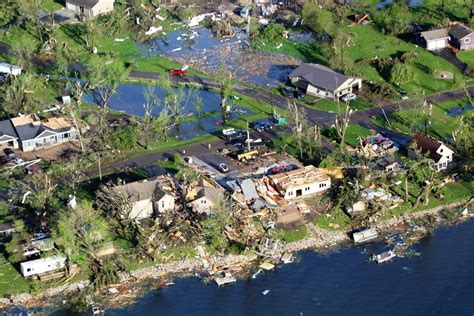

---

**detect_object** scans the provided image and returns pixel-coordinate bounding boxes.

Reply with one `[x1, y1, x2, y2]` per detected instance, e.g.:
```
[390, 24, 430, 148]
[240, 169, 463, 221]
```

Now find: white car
[219, 163, 229, 173]
[341, 94, 357, 102]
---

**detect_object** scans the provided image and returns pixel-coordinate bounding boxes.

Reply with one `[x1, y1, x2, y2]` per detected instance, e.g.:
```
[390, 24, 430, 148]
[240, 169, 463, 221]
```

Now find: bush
[389, 62, 415, 84]
[400, 51, 418, 63]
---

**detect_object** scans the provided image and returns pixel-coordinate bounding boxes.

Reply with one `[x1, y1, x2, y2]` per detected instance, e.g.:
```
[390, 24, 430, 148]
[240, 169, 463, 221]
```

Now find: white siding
[129, 199, 154, 219]
[283, 178, 331, 199]
[157, 195, 175, 213]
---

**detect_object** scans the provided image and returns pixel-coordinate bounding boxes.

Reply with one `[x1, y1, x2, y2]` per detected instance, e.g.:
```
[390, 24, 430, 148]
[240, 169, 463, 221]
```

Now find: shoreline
[0, 200, 469, 310]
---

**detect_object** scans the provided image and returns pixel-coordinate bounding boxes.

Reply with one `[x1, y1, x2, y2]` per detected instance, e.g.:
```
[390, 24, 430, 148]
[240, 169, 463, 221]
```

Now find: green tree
[1, 73, 45, 115]
[53, 201, 110, 265]
[104, 125, 138, 150]
[302, 3, 335, 36]
[373, 0, 413, 35]
[261, 23, 285, 41]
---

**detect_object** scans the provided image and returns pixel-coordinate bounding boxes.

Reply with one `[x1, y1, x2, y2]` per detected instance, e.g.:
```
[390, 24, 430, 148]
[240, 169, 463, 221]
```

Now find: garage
[420, 28, 450, 51]
[427, 39, 447, 51]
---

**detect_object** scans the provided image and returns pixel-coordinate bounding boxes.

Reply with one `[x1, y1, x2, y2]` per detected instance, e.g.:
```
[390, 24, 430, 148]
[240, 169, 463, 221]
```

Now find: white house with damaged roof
[408, 133, 454, 171]
[0, 115, 77, 152]
[65, 0, 114, 18]
[269, 165, 331, 200]
[186, 179, 225, 214]
[111, 177, 176, 220]
[289, 63, 362, 100]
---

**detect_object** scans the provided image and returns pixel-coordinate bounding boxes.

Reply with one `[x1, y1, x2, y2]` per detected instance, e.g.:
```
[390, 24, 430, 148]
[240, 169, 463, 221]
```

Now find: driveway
[434, 48, 468, 73]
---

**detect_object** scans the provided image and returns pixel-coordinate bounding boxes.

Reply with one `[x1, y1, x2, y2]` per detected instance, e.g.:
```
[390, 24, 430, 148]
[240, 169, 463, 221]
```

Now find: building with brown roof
[408, 134, 454, 171]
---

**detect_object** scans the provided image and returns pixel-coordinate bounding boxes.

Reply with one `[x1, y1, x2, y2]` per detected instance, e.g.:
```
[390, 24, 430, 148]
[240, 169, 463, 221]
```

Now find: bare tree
[334, 99, 353, 148]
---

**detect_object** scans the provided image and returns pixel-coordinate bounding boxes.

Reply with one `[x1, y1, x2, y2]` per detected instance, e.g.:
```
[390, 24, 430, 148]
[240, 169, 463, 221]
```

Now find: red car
[270, 165, 285, 174]
[169, 69, 187, 76]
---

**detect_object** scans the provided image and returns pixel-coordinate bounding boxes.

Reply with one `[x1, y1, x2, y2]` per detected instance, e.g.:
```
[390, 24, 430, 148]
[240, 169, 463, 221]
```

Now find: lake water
[376, 0, 423, 9]
[43, 218, 474, 315]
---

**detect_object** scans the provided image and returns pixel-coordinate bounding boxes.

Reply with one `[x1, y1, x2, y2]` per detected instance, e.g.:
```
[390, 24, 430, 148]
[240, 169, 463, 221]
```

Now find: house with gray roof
[419, 28, 450, 51]
[449, 23, 474, 51]
[65, 0, 114, 18]
[289, 63, 362, 100]
[0, 115, 77, 152]
[0, 120, 19, 150]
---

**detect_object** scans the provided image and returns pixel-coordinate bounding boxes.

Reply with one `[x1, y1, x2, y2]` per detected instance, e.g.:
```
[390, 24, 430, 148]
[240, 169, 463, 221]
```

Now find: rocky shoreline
[0, 200, 469, 311]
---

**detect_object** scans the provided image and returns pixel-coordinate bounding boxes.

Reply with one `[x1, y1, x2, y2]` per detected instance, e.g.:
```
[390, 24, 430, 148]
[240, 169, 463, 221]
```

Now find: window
[440, 148, 443, 153]
[304, 187, 310, 191]
[161, 201, 165, 208]
[27, 268, 32, 272]
[319, 183, 327, 188]
[465, 38, 471, 44]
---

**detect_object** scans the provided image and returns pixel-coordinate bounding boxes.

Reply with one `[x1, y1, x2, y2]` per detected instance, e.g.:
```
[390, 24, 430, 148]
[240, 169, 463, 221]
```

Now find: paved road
[96, 71, 472, 175]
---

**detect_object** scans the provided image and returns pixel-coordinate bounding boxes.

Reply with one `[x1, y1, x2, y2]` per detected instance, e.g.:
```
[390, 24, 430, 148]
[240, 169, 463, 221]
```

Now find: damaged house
[269, 165, 331, 200]
[111, 177, 176, 220]
[408, 134, 454, 171]
[186, 179, 225, 214]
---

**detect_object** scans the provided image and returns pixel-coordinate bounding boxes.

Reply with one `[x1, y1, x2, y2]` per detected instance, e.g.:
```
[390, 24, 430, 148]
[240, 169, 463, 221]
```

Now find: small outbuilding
[0, 222, 15, 241]
[419, 29, 450, 51]
[20, 255, 67, 278]
[408, 133, 454, 171]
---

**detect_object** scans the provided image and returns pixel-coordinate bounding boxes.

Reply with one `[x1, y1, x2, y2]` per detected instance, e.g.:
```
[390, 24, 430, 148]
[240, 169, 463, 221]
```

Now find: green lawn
[373, 98, 473, 140]
[275, 225, 308, 243]
[345, 25, 463, 95]
[308, 98, 374, 113]
[0, 254, 32, 296]
[344, 124, 373, 147]
[313, 208, 352, 231]
[458, 51, 474, 67]
[386, 182, 473, 219]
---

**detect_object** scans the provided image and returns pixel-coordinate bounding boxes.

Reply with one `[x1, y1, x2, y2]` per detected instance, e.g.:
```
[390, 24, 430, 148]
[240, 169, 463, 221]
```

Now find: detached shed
[20, 255, 66, 278]
[420, 29, 450, 51]
[65, 0, 114, 18]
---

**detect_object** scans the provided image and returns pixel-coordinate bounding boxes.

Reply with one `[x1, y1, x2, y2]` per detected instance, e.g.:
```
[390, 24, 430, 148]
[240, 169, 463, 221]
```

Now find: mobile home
[20, 255, 66, 278]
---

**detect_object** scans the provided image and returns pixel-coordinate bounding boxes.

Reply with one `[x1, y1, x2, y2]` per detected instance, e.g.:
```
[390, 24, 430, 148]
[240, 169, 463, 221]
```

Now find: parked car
[219, 163, 229, 173]
[341, 93, 357, 102]
[169, 69, 187, 76]
[3, 148, 14, 157]
[253, 121, 273, 132]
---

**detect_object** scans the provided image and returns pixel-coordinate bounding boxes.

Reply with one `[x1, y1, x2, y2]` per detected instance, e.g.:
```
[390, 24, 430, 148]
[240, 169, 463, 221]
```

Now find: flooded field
[139, 27, 300, 87]
[84, 83, 252, 140]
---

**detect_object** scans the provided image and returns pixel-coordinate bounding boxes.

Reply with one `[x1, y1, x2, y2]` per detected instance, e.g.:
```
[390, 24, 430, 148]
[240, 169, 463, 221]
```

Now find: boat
[262, 290, 270, 295]
[372, 250, 396, 264]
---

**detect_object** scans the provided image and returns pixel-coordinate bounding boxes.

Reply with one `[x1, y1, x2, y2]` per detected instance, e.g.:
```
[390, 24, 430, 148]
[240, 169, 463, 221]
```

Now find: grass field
[275, 225, 308, 243]
[458, 51, 474, 67]
[373, 98, 473, 140]
[344, 25, 463, 95]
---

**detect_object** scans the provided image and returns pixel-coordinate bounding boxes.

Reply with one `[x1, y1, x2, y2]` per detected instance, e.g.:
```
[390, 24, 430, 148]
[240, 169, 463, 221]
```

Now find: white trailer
[20, 255, 66, 277]
[0, 62, 22, 76]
